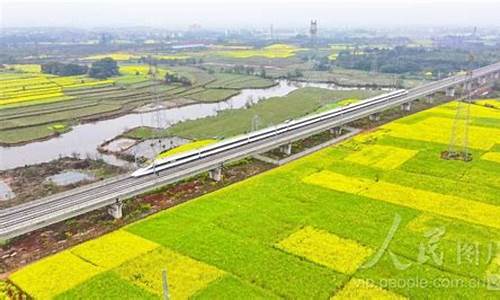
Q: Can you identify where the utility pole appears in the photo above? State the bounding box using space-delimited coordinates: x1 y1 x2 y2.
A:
162 270 170 300
251 115 261 131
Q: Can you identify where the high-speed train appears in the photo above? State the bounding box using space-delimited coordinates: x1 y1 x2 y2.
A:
131 89 408 177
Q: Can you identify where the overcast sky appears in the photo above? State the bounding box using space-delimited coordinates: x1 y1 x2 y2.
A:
1 0 500 29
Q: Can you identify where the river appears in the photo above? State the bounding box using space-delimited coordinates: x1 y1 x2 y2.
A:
0 80 368 170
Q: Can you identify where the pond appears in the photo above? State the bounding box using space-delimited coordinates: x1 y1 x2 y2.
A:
46 171 96 186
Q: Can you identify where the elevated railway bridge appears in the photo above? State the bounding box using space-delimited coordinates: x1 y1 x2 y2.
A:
1 62 499 240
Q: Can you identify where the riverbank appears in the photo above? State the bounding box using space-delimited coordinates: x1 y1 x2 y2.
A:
124 87 381 140
0 68 276 146
0 157 126 209
0 80 370 170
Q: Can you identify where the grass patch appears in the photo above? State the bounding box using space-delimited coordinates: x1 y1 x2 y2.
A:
192 276 278 299
333 278 407 299
187 88 240 102
55 272 158 300
82 53 140 61
0 122 72 144
165 88 379 139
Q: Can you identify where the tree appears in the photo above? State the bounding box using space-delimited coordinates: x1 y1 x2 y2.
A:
164 73 192 86
88 58 119 79
259 67 267 78
41 62 88 76
294 68 303 78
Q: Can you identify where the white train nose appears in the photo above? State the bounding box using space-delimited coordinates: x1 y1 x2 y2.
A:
131 168 148 177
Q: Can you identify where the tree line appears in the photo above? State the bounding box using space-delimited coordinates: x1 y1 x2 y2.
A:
334 46 497 75
41 58 119 79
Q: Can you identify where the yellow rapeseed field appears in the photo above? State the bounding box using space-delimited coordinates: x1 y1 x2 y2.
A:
10 251 103 299
70 230 159 269
430 101 499 119
5 64 42 73
277 226 373 274
0 70 114 107
116 247 224 299
481 152 500 164
218 43 300 58
158 139 216 159
9 230 159 299
7 99 500 298
345 144 418 170
304 171 500 230
384 117 500 150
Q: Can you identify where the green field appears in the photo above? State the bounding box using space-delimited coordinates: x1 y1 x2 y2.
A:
81 53 141 61
299 68 423 88
186 89 240 102
9 99 500 299
0 69 114 108
0 64 277 145
125 88 380 140
205 73 275 89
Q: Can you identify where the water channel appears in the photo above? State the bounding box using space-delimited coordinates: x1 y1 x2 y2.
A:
0 80 372 170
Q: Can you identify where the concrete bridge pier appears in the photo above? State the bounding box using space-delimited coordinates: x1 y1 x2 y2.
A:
400 102 412 112
463 82 472 92
108 199 123 219
445 87 455 97
279 143 292 155
369 113 381 121
425 94 434 104
329 127 343 137
209 165 223 182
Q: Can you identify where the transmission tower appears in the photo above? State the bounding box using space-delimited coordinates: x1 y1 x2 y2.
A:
149 56 166 131
148 55 167 172
309 20 318 47
442 53 474 162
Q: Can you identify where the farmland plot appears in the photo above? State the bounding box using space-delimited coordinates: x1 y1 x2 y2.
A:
10 100 500 299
